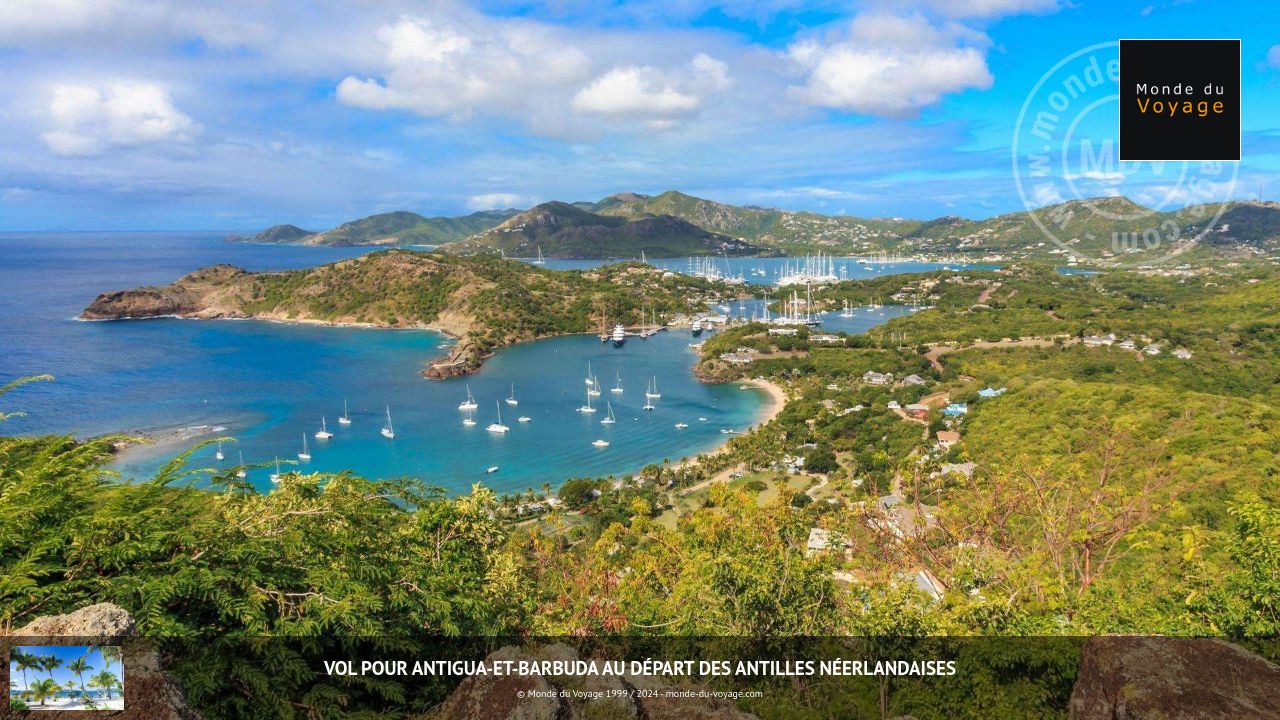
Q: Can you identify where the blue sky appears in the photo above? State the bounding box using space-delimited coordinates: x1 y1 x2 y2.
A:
9 646 121 693
0 0 1276 231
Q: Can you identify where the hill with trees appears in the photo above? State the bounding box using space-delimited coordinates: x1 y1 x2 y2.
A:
80 249 726 377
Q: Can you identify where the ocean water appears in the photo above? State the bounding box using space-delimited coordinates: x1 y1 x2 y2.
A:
0 234 921 495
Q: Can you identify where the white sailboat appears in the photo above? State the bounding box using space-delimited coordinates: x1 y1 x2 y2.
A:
674 422 688 429
269 457 282 484
612 372 623 393
577 387 596 413
533 246 546 265
338 399 352 425
585 362 595 385
646 376 661 399
235 450 247 478
381 406 395 439
505 383 519 406
215 440 224 461
588 374 601 396
592 439 610 447
458 385 478 411
518 415 531 422
601 402 616 424
315 417 333 440
462 409 476 426
298 433 311 461
487 401 509 433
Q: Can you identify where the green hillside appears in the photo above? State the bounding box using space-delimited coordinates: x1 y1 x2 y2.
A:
443 201 762 258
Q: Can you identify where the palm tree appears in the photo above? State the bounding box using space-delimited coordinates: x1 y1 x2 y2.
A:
89 672 119 700
10 649 37 695
39 654 63 681
28 678 60 707
66 656 92 695
98 646 120 676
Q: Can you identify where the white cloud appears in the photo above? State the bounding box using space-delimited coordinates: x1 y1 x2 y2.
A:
786 13 993 118
336 15 592 121
40 82 196 156
571 54 730 125
1267 45 1280 71
467 192 529 210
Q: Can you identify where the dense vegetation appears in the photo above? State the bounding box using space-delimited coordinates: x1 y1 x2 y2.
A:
238 210 517 247
236 190 1280 262
83 250 729 375
444 201 760 258
9 260 1280 717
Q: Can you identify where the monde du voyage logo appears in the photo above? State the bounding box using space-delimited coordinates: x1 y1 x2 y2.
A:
1120 39 1241 162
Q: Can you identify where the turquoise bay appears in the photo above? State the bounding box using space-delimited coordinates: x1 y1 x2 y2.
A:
1 233 916 495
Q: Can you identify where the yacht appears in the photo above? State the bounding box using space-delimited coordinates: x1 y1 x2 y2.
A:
486 401 509 433
462 409 476 426
577 388 596 413
505 383 519 406
533 246 545 265
215 440 224 461
338 399 352 425
458 385 478 411
612 324 626 347
611 372 623 393
518 415 531 423
381 406 395 439
315 417 333 440
592 439 610 447
235 451 247 479
645 376 661 399
691 318 703 336
601 402 616 424
585 362 595 385
588 374 601 397
269 457 282 484
298 433 311 461
674 422 688 429
487 466 499 474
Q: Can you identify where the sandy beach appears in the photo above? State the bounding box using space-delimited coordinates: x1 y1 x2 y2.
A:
23 696 125 711
672 377 787 473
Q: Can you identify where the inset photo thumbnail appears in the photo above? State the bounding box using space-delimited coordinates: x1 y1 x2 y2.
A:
8 646 123 712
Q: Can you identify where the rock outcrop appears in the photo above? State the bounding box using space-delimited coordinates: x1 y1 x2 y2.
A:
9 603 203 720
429 644 757 720
1069 636 1280 720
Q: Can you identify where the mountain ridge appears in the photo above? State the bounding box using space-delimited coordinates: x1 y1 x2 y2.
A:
231 193 1280 262
441 201 763 258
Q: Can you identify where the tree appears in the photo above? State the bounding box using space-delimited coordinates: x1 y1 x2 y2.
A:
10 649 37 697
558 477 601 509
66 656 92 695
804 445 839 474
28 678 60 707
97 646 120 676
39 655 62 682
89 672 119 701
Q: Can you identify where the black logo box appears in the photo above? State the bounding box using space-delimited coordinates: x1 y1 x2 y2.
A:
1119 39 1240 162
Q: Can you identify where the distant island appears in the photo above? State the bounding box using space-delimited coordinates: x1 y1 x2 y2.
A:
228 190 1280 263
81 250 729 378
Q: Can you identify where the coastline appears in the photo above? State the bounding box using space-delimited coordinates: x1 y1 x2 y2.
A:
673 376 786 473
